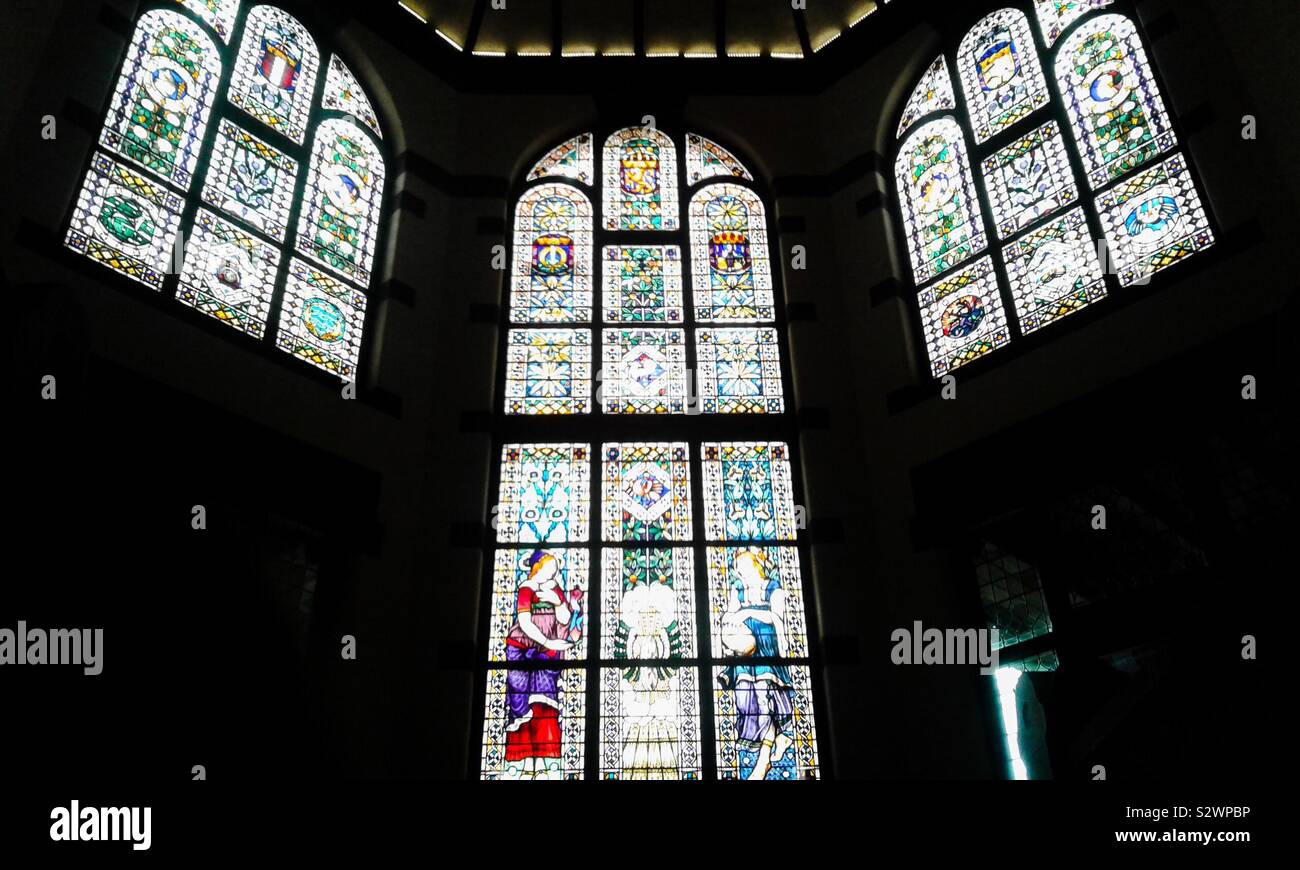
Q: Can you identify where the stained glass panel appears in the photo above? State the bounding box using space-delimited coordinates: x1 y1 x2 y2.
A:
601 443 692 543
601 328 688 414
322 54 382 140
600 547 696 658
895 117 987 284
685 133 753 185
600 667 701 780
65 151 184 290
177 0 240 43
487 548 589 662
496 443 591 544
917 256 1010 377
896 55 957 139
200 119 298 242
512 184 593 323
1057 14 1177 189
274 258 367 379
228 5 320 144
707 546 809 660
98 10 221 189
177 209 280 337
602 127 680 231
981 121 1079 239
689 184 774 322
602 245 683 323
1034 0 1114 47
975 541 1054 649
528 133 594 186
295 118 386 286
504 329 592 415
1002 207 1106 334
701 442 798 542
481 667 585 780
957 8 1050 143
696 327 785 414
1095 152 1214 287
714 663 819 780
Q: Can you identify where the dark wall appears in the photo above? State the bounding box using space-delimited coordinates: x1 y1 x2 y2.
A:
2 0 1292 780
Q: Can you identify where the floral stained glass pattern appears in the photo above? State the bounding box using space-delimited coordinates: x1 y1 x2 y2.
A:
66 152 184 290
528 133 594 186
897 55 958 139
513 185 594 323
690 184 774 322
601 443 692 543
602 246 683 323
601 328 688 414
295 119 386 286
714 663 819 780
957 8 1050 143
603 127 679 231
496 443 591 544
1034 0 1115 48
177 0 240 43
322 54 382 140
1001 207 1106 334
177 208 281 336
505 329 592 415
200 119 298 242
1057 15 1177 189
482 667 586 780
701 442 798 542
274 258 367 379
981 121 1079 239
487 548 589 662
228 6 320 144
685 133 753 185
99 10 221 190
600 547 697 659
1095 153 1214 287
601 667 701 780
696 328 785 414
917 256 1010 377
895 118 987 284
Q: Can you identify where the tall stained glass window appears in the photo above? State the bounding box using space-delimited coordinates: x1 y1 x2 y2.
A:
893 1 1212 378
66 3 389 382
484 126 821 779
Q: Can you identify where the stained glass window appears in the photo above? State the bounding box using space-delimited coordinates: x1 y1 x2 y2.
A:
294 118 385 287
1095 153 1214 286
488 548 589 661
228 6 320 144
701 442 798 542
482 667 586 780
707 546 809 660
696 327 785 414
512 184 593 323
600 547 696 657
690 184 775 322
66 151 185 290
602 246 684 323
274 258 368 379
1002 207 1106 333
917 256 1010 377
600 666 702 779
601 443 692 542
528 133 594 186
504 329 592 415
322 54 382 140
603 127 680 231
956 8 1050 144
601 328 688 414
176 208 280 336
896 55 957 139
1056 14 1177 189
495 443 591 544
1034 0 1114 47
685 133 753 185
895 117 987 285
200 119 298 242
177 0 240 43
714 663 820 780
981 121 1078 239
98 10 222 190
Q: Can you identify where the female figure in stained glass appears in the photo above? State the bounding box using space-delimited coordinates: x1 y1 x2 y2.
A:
717 550 795 779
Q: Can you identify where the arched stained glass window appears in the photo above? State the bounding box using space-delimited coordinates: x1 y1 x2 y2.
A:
892 2 1213 380
483 127 822 780
896 55 957 140
66 3 390 381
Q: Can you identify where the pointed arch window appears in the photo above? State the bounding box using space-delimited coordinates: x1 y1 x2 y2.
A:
892 1 1214 379
481 126 823 780
65 2 390 382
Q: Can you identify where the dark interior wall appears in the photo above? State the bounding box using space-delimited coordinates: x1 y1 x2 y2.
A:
2 0 1292 780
